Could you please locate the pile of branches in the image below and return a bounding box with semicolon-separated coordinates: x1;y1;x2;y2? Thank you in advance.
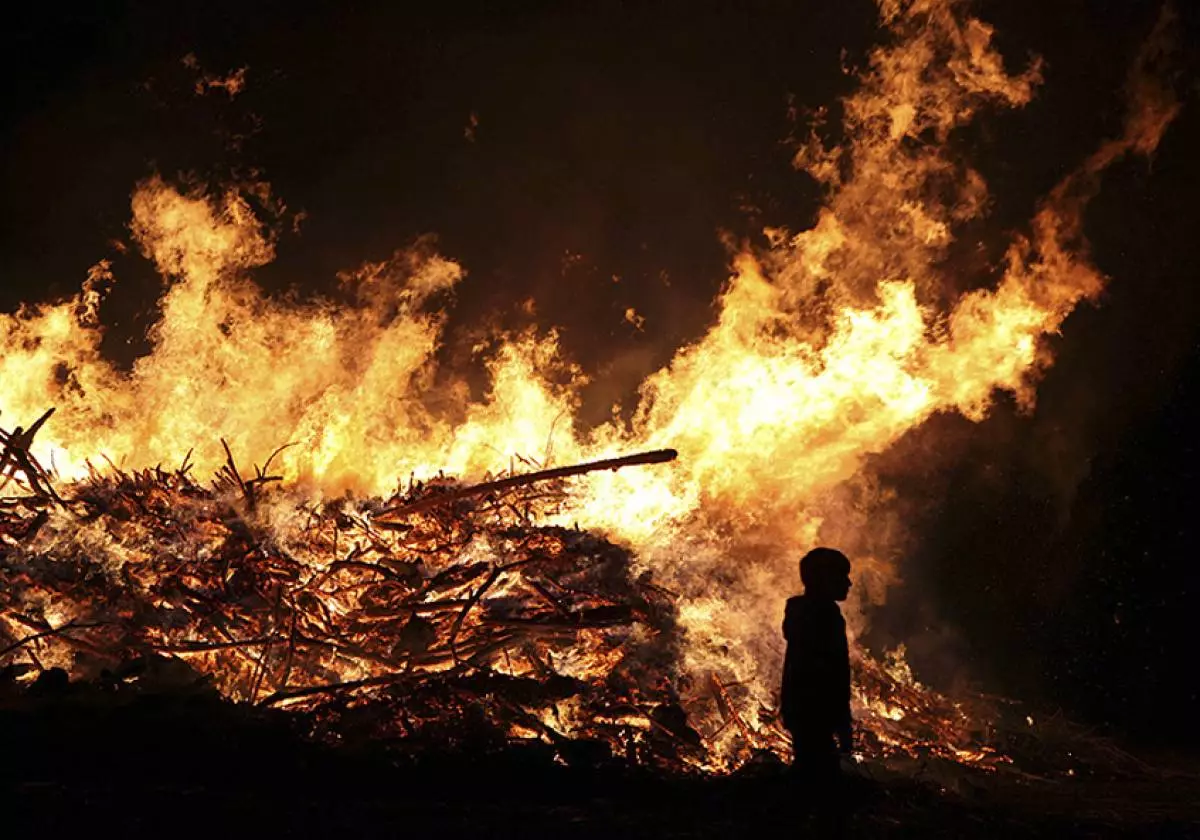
1;412;703;769
6;409;1140;780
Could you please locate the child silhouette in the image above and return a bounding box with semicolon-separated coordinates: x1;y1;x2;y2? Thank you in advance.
780;547;853;783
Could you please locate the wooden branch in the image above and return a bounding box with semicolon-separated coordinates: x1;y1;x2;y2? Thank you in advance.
375;448;677;521
154;635;288;654
448;566;503;664
711;673;757;751
0;620;107;659
216;439;290;510
0;408;63;502
258;671;405;707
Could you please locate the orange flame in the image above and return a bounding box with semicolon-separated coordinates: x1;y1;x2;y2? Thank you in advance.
0;0;1178;764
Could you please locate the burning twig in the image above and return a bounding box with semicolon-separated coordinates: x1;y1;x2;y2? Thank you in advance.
0;620;108;659
710;673;757;752
0;408;63;503
215;439;295;510
448;566;503;664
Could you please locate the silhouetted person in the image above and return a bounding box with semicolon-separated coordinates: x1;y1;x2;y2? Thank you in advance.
781;547;852;791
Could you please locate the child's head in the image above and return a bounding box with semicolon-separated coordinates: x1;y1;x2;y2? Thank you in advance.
799;547;852;601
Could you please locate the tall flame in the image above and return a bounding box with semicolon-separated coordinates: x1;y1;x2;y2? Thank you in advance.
0;0;1178;758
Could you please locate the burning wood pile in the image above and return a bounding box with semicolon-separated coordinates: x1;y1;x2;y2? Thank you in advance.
2;408;1012;773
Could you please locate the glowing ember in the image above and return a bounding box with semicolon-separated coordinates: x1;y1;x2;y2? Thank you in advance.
0;0;1179;772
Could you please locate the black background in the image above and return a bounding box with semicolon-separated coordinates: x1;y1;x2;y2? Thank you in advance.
3;0;1199;750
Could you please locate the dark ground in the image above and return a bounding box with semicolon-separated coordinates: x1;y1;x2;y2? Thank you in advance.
3;681;1197;839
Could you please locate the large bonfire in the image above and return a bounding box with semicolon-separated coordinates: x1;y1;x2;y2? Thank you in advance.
0;0;1178;773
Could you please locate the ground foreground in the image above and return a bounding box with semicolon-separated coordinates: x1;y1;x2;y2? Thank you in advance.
2;683;1197;838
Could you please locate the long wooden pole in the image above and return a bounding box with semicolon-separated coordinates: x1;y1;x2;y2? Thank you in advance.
374;448;677;521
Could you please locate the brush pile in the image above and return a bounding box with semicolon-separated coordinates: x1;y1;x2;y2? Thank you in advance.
0;412;716;769
2;409;1034;774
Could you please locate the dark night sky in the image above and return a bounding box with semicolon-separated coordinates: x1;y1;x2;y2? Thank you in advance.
3;1;1199;748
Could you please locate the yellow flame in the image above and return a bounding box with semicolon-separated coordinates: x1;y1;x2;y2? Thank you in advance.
0;0;1178;762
